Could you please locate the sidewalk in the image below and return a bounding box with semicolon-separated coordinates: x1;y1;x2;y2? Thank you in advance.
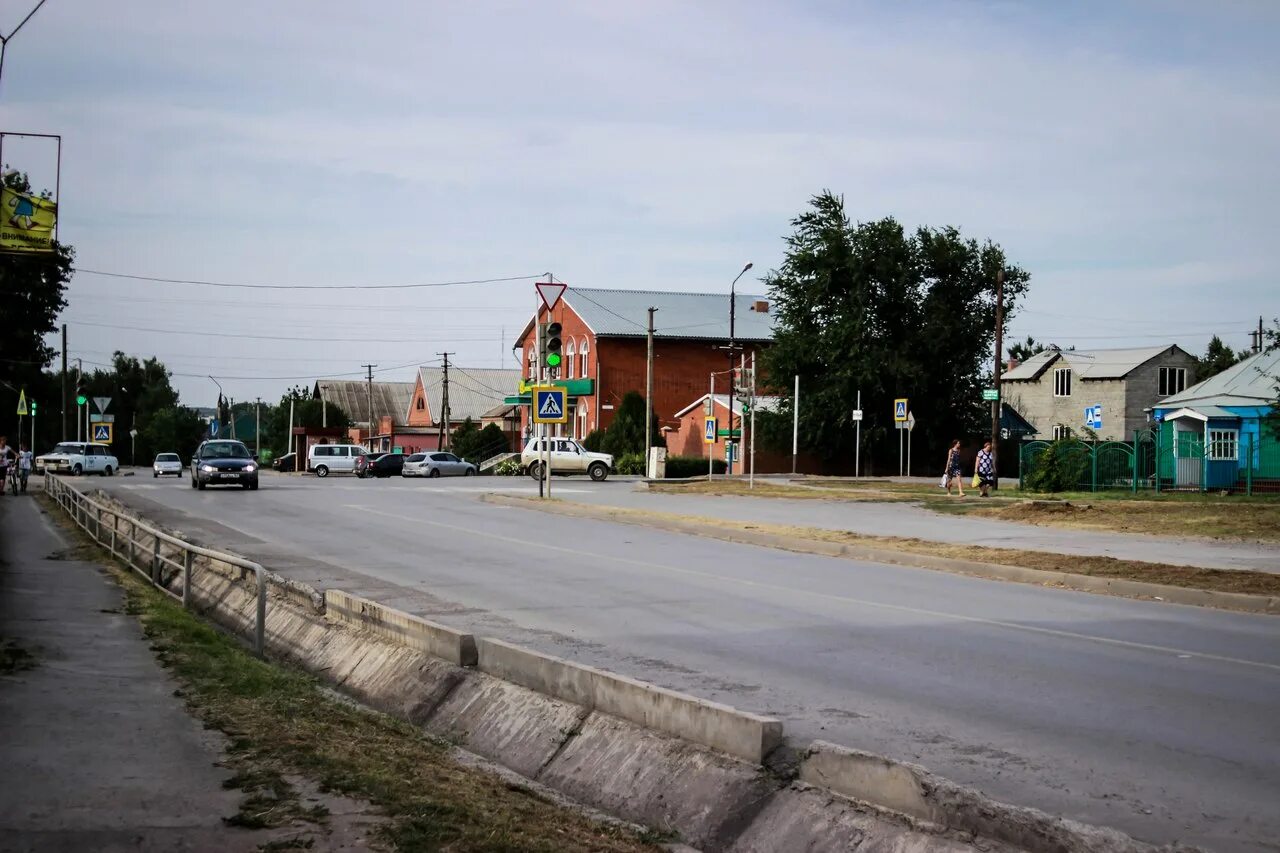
0;495;277;852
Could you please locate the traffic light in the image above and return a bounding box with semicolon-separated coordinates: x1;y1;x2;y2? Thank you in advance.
29;400;37;416
545;322;563;370
75;374;87;407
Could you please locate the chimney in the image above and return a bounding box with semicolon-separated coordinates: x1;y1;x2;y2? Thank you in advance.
751;299;769;313
1007;358;1020;371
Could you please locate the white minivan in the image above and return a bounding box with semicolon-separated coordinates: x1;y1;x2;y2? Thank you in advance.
307;444;368;477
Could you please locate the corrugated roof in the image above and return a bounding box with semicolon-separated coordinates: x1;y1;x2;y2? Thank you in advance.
1157;349;1280;409
673;393;784;418
419;366;522;424
564;287;776;341
1003;346;1181;381
314;380;415;426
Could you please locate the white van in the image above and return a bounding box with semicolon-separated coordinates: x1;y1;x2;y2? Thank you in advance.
307;444;368;477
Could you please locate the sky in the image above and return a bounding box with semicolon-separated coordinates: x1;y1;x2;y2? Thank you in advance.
3;0;1277;407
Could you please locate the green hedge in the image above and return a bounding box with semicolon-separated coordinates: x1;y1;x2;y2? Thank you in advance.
665;455;726;478
616;453;645;475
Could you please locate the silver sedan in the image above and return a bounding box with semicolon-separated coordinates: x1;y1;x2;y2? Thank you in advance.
402;451;477;478
153;452;183;477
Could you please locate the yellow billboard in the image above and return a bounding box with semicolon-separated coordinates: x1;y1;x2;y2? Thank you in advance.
1;186;57;253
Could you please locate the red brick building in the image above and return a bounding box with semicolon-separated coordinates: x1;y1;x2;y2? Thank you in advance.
669;394;826;474
511;288;775;442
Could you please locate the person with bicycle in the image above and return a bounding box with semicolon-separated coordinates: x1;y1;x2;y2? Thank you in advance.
0;436;15;496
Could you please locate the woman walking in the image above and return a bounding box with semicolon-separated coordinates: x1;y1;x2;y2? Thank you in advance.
975;440;995;498
943;439;964;497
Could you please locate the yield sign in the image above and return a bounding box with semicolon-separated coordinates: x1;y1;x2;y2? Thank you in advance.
93;396;112;413
535;281;567;311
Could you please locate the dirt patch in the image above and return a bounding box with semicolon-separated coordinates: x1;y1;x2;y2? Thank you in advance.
972;499;1280;544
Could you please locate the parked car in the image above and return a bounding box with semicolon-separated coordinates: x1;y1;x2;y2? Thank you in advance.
354;452;387;478
363;453;406;478
35;442;119;476
307;443;368;477
403;452;478;478
521;437;612;481
272;452;297;472
152;452;183;477
190;440;259;490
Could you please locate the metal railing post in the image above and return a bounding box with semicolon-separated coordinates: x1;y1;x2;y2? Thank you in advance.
128;520;137;570
1247;433;1253;496
152;536;161;584
254;568;266;658
183;551;193;609
109;513;117;557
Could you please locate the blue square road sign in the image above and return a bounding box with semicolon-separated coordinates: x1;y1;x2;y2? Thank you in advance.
533;387;568;424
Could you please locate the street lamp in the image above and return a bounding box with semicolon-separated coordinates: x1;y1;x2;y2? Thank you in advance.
208;376;224;435
727;262;752;475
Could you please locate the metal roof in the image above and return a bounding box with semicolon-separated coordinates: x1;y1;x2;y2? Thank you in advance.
418;366;522;424
313;380;415;426
563;287;776;341
1157;348;1279;409
1003;346;1184;382
673;393;783;418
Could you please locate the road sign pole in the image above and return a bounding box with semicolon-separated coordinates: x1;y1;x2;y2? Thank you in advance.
855;389;861;478
708;372;714;480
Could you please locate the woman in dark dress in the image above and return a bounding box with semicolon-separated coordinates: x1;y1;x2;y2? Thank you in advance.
944;439;964;497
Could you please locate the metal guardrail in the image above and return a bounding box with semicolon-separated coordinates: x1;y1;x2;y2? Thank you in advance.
43;474;267;656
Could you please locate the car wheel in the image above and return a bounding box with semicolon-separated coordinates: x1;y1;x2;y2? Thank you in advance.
190;474;197;489
528;461;545;481
249;480;259;491
72;464;83;476
103;466;113;477
153;471;158;478
465;467;476;476
429;468;441;478
315;465;329;478
588;462;608;482
197;479;207;490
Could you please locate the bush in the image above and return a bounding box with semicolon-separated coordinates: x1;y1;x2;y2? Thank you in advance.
494;458;523;476
600;391;665;458
664;455;726;478
581;429;605;452
1024;439;1091;493
615;452;645;475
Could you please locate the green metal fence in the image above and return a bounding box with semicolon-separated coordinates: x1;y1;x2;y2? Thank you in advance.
1019;428;1280;494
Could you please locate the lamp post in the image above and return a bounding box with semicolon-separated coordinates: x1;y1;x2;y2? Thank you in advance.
208;376;224;436
727;262;752;475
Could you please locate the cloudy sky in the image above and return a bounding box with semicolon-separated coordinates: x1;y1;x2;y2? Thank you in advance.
4;0;1277;406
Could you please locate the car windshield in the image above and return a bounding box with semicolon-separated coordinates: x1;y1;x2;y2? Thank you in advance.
50;443;82;455
157;454;180;462
202;443;250;459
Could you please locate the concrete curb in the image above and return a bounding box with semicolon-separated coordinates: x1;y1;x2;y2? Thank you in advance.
324;589;478;667
477;637;783;764
479;493;1280;615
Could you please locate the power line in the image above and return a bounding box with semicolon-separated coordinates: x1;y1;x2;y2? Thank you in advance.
70;268;549;291
557;278;648;332
65;320;502;344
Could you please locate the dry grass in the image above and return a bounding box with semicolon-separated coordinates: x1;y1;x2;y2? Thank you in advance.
553;501;1280;598
44;500;659;853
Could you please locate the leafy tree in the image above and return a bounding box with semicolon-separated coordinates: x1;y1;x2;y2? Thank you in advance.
473;422;509;460
601;391;665;457
1007;336;1046;363
449;417;481;460
140;406;207;464
760;191;1029;472
1195;335;1247;382
262;386;351;454
1;171;73;440
581;428;605;452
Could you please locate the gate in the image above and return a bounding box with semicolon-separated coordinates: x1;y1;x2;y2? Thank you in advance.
1174;431;1204;490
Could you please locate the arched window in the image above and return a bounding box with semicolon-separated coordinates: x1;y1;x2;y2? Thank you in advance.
527;347;536;381
579;337;589;379
565;339;576;379
415;396;424;411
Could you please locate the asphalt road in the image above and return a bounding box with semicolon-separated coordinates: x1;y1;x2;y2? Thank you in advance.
78;472;1280;851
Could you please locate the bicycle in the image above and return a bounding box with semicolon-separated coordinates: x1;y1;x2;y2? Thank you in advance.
4;466;16;497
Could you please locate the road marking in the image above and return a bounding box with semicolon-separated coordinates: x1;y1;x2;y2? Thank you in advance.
348;503;1280;674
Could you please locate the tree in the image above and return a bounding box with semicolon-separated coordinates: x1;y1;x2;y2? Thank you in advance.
760;191;1030;471
601;391;665;457
473;423;509;460
1008;336;1046;363
140;406;207;464
450;417;481;460
1;171;73;439
1195;335;1247;382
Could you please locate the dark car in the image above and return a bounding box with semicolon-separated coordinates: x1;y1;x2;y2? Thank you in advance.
190;440;259;490
364;453;405;478
272;452;297;472
354;452;387;478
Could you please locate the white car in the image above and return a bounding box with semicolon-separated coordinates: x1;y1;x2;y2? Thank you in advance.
36;442;119;477
153;452;183;477
402;451;478;478
521;437;613;481
307;443;368;477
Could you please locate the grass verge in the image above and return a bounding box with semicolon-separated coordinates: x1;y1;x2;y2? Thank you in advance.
546;499;1280;598
651;479;1280;542
41;498;658;853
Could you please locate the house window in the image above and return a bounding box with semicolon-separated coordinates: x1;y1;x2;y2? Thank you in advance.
1052;424;1072;441
1159;367;1186;397
527;348;536;381
415;396;424;411
1053;368;1072;397
565;339;576;379
1207;429;1238;461
579;338;589;379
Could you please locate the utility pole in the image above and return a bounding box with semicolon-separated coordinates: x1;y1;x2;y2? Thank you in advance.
645;307;656;471
255;398;261;459
437;353;454;449
60;323;67;441
362;363;377;450
287;396;296;470
74;358;81;442
708;371;715;480
230;397;236;440
749;350;757;489
726;262;752;476
991;267;1004;486
1258;316;1266;354
792;374;799;475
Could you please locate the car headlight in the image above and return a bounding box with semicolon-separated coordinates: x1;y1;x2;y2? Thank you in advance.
201;464;215;473
244;464;256;473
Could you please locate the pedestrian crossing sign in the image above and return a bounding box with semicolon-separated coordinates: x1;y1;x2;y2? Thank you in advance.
532;386;568;424
704;416;717;444
93;423;113;443
894;398;908;422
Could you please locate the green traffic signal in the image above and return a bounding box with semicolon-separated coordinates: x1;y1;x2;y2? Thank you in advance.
547;352;562;367
30;400;37;415
76;394;87;406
